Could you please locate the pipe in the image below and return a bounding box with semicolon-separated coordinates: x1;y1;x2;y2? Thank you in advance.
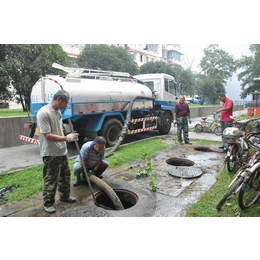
104;96;155;158
68;118;124;210
89;175;124;210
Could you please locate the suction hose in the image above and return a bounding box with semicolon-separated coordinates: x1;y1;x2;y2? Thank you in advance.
89;175;124;210
104;96;155;158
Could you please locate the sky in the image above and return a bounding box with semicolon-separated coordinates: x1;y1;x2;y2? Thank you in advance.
181;44;252;101
181;44;251;72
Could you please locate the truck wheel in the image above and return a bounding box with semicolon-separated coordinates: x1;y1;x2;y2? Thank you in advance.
159;113;172;135
101;119;123;147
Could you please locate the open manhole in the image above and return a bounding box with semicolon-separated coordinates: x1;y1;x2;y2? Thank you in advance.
95;189;138;211
166;157;202;179
194;146;213;152
166;157;194;167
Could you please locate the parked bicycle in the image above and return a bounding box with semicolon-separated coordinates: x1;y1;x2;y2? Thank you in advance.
194;113;221;136
238;137;260;210
224;116;260;173
216;132;260;211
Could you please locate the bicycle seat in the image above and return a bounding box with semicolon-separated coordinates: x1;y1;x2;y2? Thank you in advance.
201;117;207;121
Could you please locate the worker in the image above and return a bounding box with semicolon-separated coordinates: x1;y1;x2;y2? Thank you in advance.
174;95;192;144
73;136;108;186
37;90;79;213
216;93;234;151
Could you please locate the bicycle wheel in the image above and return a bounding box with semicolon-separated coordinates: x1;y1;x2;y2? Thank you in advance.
214;126;222;136
216;176;244;211
195;124;203;133
226;144;238;173
238;169;260;210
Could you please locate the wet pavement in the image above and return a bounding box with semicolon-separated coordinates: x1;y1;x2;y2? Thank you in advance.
0;109;247;217
0;137;225;217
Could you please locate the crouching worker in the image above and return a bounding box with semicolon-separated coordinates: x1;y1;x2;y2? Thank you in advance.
73;136;109;186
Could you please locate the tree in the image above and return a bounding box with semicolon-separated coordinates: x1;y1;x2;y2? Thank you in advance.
0;44;68;111
77;45;139;75
237;44;260;98
198;44;236;103
140;61;196;96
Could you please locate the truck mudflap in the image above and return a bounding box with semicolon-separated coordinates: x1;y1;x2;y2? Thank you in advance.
19;135;40;145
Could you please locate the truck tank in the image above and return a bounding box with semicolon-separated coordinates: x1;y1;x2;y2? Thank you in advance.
30;75;153;118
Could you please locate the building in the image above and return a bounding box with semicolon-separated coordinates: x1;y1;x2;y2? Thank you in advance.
114;44;183;68
60;44;84;67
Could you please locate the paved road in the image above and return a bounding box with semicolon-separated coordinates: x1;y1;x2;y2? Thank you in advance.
0;109;247;175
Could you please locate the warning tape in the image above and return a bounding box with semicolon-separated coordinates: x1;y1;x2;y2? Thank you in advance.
128;126;157;135
19;135;40;145
130;116;157;124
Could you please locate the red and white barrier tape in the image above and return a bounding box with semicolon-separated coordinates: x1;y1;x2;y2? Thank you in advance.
19;135;40;145
130;116;157;124
128;126;157;135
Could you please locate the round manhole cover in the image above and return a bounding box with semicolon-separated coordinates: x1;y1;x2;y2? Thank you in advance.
60;206;110;217
168;167;203;179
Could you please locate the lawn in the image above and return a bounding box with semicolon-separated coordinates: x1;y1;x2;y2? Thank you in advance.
186;168;260;217
0;109;29;117
0;137;172;205
189;104;220;108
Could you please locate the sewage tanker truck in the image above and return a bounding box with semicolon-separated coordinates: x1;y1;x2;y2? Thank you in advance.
20;63;178;147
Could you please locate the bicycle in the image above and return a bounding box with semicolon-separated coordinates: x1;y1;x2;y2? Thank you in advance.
238;137;260;210
216;132;260;211
224;117;260;173
194;113;221;136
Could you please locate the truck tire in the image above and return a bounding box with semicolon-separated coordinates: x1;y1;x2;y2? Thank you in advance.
101;118;123;147
159;113;172;135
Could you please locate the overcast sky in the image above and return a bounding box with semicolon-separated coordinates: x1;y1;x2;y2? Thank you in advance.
181;44;252;72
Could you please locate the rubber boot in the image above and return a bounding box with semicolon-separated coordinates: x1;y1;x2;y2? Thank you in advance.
73;173;81;186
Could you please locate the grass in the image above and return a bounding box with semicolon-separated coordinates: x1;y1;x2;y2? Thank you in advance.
186;169;260;217
0;109;29;117
0;138;171;205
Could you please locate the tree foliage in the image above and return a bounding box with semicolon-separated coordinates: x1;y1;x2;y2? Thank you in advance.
197;44;236;103
77;45;139;75
0;44;68;110
237;44;260;98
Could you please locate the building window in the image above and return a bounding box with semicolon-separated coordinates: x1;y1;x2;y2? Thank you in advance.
140;55;143;62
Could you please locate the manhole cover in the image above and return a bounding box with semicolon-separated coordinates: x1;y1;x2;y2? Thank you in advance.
60;206;110;217
194;146;213;152
166;157;194;166
95;189;138;210
168;167;203;179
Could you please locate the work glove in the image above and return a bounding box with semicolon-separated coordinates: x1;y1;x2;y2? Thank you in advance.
173;120;177;125
67;133;79;142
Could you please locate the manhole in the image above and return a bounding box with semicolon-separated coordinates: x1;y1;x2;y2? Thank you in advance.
166;157;202;179
166;157;194;166
194;146;213;152
60;206;110;217
168;167;203;179
95;189;138;210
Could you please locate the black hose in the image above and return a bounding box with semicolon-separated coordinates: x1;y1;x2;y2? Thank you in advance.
104;96;155;158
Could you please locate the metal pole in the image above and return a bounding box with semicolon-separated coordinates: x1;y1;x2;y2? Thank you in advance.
68;118;98;206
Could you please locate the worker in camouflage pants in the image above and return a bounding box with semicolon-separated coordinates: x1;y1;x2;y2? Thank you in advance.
43;155;71;207
37;90;79;213
174;95;192;145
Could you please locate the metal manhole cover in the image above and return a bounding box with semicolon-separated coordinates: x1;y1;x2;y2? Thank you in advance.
60;206;110;217
168;167;203;179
